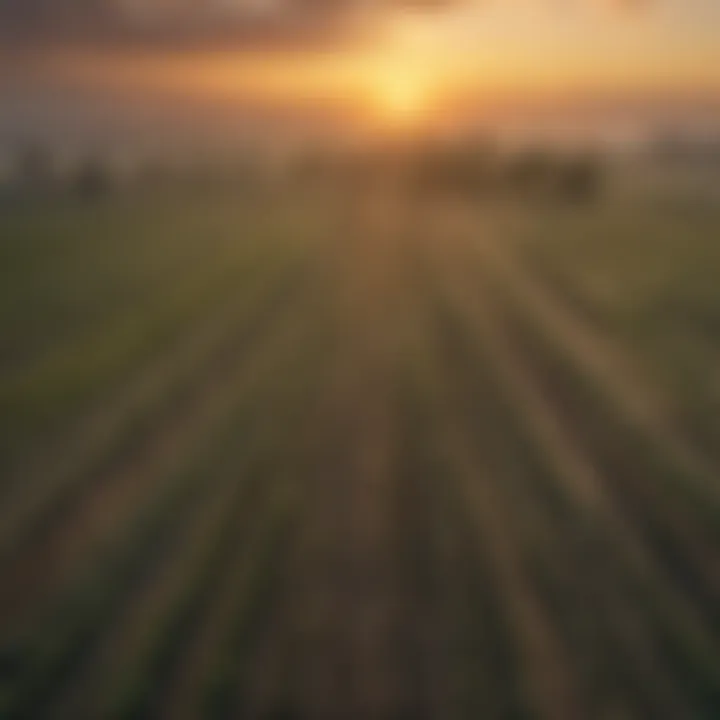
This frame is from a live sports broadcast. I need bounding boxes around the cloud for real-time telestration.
[0,0,651,57]
[0,0,369,53]
[0,0,472,53]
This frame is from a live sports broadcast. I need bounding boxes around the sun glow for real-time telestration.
[50,13,462,132]
[33,0,720,140]
[362,16,445,126]
[367,66,434,125]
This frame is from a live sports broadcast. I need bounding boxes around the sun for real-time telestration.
[377,71,425,117]
[366,65,434,128]
[356,15,447,129]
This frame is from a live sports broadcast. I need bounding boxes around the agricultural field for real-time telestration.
[0,166,719,719]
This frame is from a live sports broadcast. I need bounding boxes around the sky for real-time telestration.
[1,0,719,153]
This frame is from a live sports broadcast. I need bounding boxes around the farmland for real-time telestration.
[0,167,719,719]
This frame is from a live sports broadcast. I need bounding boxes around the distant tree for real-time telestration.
[410,138,498,197]
[12,142,54,193]
[555,154,603,204]
[73,157,112,200]
[503,148,556,198]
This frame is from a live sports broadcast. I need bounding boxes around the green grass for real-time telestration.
[0,171,718,718]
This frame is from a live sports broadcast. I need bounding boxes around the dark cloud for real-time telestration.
[0,0,336,53]
[0,0,466,54]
